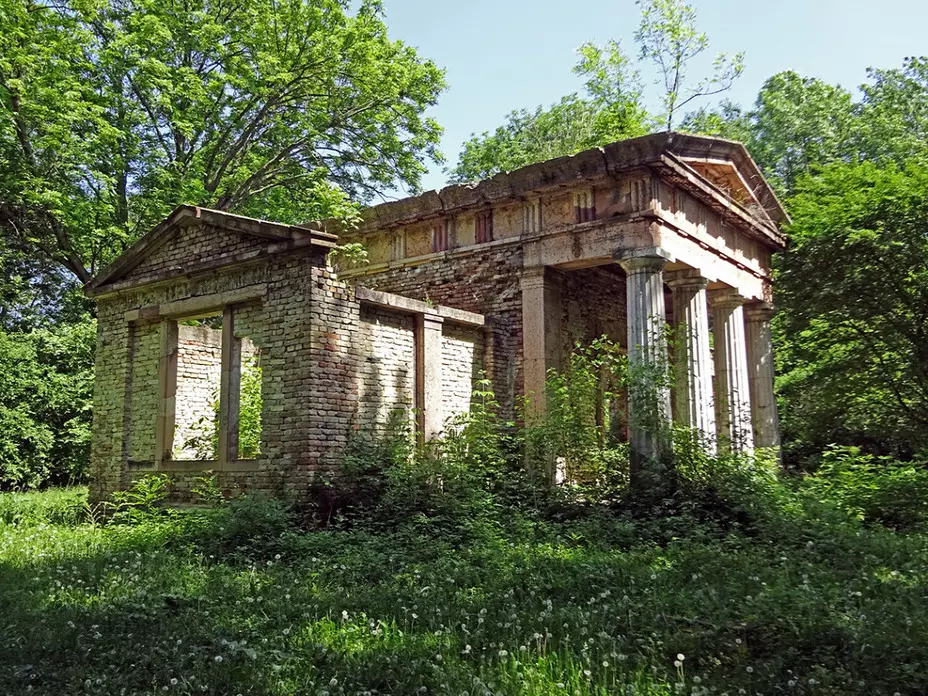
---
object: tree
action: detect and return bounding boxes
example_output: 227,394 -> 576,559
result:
0,0 -> 445,295
634,0 -> 743,130
856,57 -> 928,165
448,42 -> 648,183
775,160 -> 928,461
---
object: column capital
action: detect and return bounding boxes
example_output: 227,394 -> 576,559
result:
520,265 -> 561,289
743,302 -> 776,322
419,313 -> 445,328
707,289 -> 747,310
614,246 -> 672,274
665,268 -> 710,290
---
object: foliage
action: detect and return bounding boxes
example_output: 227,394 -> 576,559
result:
529,338 -> 629,492
775,159 -> 928,460
0,0 -> 444,319
0,317 -> 95,489
238,355 -> 263,459
3,443 -> 928,696
802,445 -> 928,531
683,58 -> 928,197
448,94 -> 644,184
0,485 -> 86,526
634,0 -> 744,130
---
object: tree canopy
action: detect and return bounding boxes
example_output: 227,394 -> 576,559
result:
776,160 -> 928,459
0,0 -> 445,297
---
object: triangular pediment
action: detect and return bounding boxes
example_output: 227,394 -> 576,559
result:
86,206 -> 334,295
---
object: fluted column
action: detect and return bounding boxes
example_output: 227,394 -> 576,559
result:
666,270 -> 716,453
616,251 -> 672,464
744,303 -> 781,450
709,291 -> 754,453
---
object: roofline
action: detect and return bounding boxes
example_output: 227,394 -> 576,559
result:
85,205 -> 338,296
356,131 -> 788,236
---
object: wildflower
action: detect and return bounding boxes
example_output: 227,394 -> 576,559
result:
746,666 -> 754,674
214,656 -> 223,663
498,649 -> 508,658
329,677 -> 339,687
735,638 -> 742,645
677,653 -> 685,661
674,660 -> 683,668
170,678 -> 178,685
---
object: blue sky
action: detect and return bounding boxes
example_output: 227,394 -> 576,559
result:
383,0 -> 928,192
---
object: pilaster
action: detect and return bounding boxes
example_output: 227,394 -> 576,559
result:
415,314 -> 444,441
520,266 -> 562,420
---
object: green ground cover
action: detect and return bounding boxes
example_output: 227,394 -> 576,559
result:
1,470 -> 926,696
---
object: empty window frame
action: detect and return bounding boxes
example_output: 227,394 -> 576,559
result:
156,305 -> 263,466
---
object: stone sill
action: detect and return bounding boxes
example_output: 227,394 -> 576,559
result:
127,459 -> 266,473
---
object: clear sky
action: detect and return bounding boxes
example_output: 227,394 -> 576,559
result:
383,0 -> 928,192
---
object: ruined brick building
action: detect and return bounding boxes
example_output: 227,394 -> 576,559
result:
85,132 -> 787,502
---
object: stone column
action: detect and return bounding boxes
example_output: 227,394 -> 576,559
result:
520,266 -> 562,420
415,313 -> 444,442
708,290 -> 754,453
744,303 -> 781,450
666,270 -> 716,452
616,250 -> 672,463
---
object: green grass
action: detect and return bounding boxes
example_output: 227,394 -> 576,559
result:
1,486 -> 927,696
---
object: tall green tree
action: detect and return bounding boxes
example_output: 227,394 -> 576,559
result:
0,0 -> 445,292
449,0 -> 744,183
635,0 -> 743,130
776,160 -> 928,460
448,41 -> 648,183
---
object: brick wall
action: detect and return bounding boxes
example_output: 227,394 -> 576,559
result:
441,324 -> 485,427
560,266 -> 628,354
343,243 -> 524,419
355,305 -> 416,433
91,221 -> 491,504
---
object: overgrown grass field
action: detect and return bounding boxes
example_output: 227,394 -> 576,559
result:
1,467 -> 927,696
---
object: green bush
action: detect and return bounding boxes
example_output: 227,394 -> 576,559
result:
0,486 -> 88,526
0,318 -> 95,489
802,445 -> 928,530
183,493 -> 296,558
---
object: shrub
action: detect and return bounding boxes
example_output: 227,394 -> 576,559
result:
802,444 -> 928,530
0,318 -> 95,489
0,486 -> 88,526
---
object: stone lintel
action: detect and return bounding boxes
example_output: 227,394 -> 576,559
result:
355,286 -> 485,327
125,285 -> 268,323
